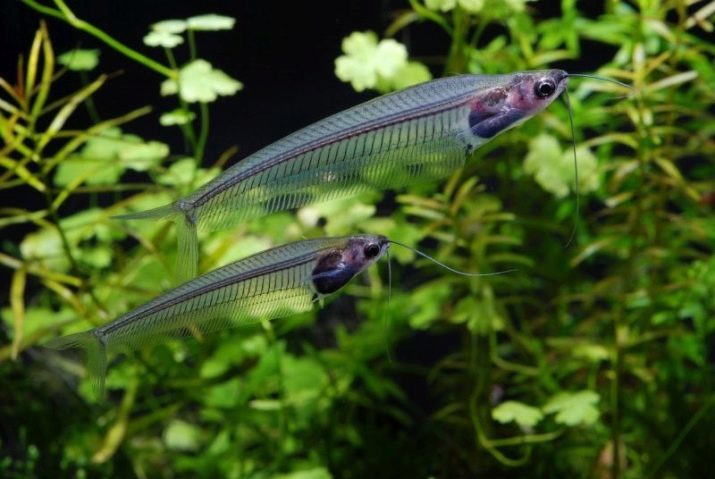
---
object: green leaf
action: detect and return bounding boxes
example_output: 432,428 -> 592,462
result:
186,14 -> 236,31
459,0 -> 485,13
523,134 -> 599,198
425,0 -> 456,12
116,135 -> 170,171
492,401 -> 544,428
54,156 -> 122,187
163,420 -> 202,452
334,31 -> 408,92
543,390 -> 600,426
57,49 -> 100,71
151,19 -> 187,34
389,61 -> 432,90
143,31 -> 184,48
20,227 -> 71,272
297,193 -> 379,235
272,468 -> 333,479
55,128 -> 168,185
159,108 -> 195,126
161,59 -> 243,103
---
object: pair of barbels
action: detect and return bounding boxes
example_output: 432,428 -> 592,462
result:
48,69 -> 629,397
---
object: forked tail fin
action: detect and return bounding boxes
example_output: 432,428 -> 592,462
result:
112,203 -> 178,221
45,330 -> 108,400
113,203 -> 199,281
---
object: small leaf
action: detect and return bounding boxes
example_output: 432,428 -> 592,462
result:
54,157 -> 122,187
390,61 -> 432,90
151,19 -> 187,34
543,390 -> 600,426
57,49 -> 100,71
459,0 -> 485,13
272,468 -> 333,479
524,134 -> 599,198
187,14 -> 236,31
159,108 -> 195,126
163,420 -> 202,451
492,401 -> 544,428
162,59 -> 243,103
425,0 -> 456,12
334,31 -> 409,92
143,31 -> 184,48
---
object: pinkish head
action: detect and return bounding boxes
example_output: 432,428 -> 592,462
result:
468,69 -> 568,140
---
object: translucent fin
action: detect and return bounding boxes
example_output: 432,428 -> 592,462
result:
113,202 -> 199,281
45,330 -> 108,400
112,203 -> 177,221
176,212 -> 199,282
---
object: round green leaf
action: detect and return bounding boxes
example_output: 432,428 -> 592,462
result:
143,30 -> 184,48
165,59 -> 243,103
492,401 -> 544,428
187,14 -> 236,31
57,49 -> 100,71
543,390 -> 601,426
151,19 -> 187,34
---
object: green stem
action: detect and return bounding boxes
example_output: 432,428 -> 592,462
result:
445,6 -> 469,74
195,102 -> 210,168
79,71 -> 100,123
407,0 -> 453,35
187,29 -> 198,60
22,0 -> 176,79
164,47 -> 199,155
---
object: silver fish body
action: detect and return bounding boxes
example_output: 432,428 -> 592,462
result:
46,234 -> 389,396
117,71 -> 568,278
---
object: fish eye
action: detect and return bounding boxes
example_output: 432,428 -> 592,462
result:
534,79 -> 556,98
364,243 -> 381,259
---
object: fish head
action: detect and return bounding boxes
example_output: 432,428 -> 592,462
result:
468,69 -> 568,140
311,235 -> 389,295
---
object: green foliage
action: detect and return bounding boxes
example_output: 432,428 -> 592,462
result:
2,1 -> 714,479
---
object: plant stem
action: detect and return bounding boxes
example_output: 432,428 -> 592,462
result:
195,102 -> 210,170
164,47 -> 199,156
22,0 -> 176,79
79,71 -> 100,123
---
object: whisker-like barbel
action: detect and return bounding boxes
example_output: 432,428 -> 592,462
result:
115,70 -> 572,279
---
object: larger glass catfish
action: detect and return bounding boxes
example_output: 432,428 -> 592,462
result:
46,234 -> 389,397
117,70 -> 568,278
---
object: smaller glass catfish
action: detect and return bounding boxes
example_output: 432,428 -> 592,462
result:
116,70 -> 570,279
46,235 -> 390,397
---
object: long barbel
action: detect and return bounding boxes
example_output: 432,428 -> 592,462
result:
46,234 -> 390,397
116,70 -> 570,278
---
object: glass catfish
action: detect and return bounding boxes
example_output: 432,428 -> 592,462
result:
117,70 -> 569,278
46,235 -> 390,397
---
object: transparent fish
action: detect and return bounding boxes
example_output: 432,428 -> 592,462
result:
46,234 -> 389,397
115,70 -> 570,279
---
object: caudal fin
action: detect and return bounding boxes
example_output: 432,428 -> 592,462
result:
112,203 -> 178,221
114,203 -> 200,281
46,330 -> 108,399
